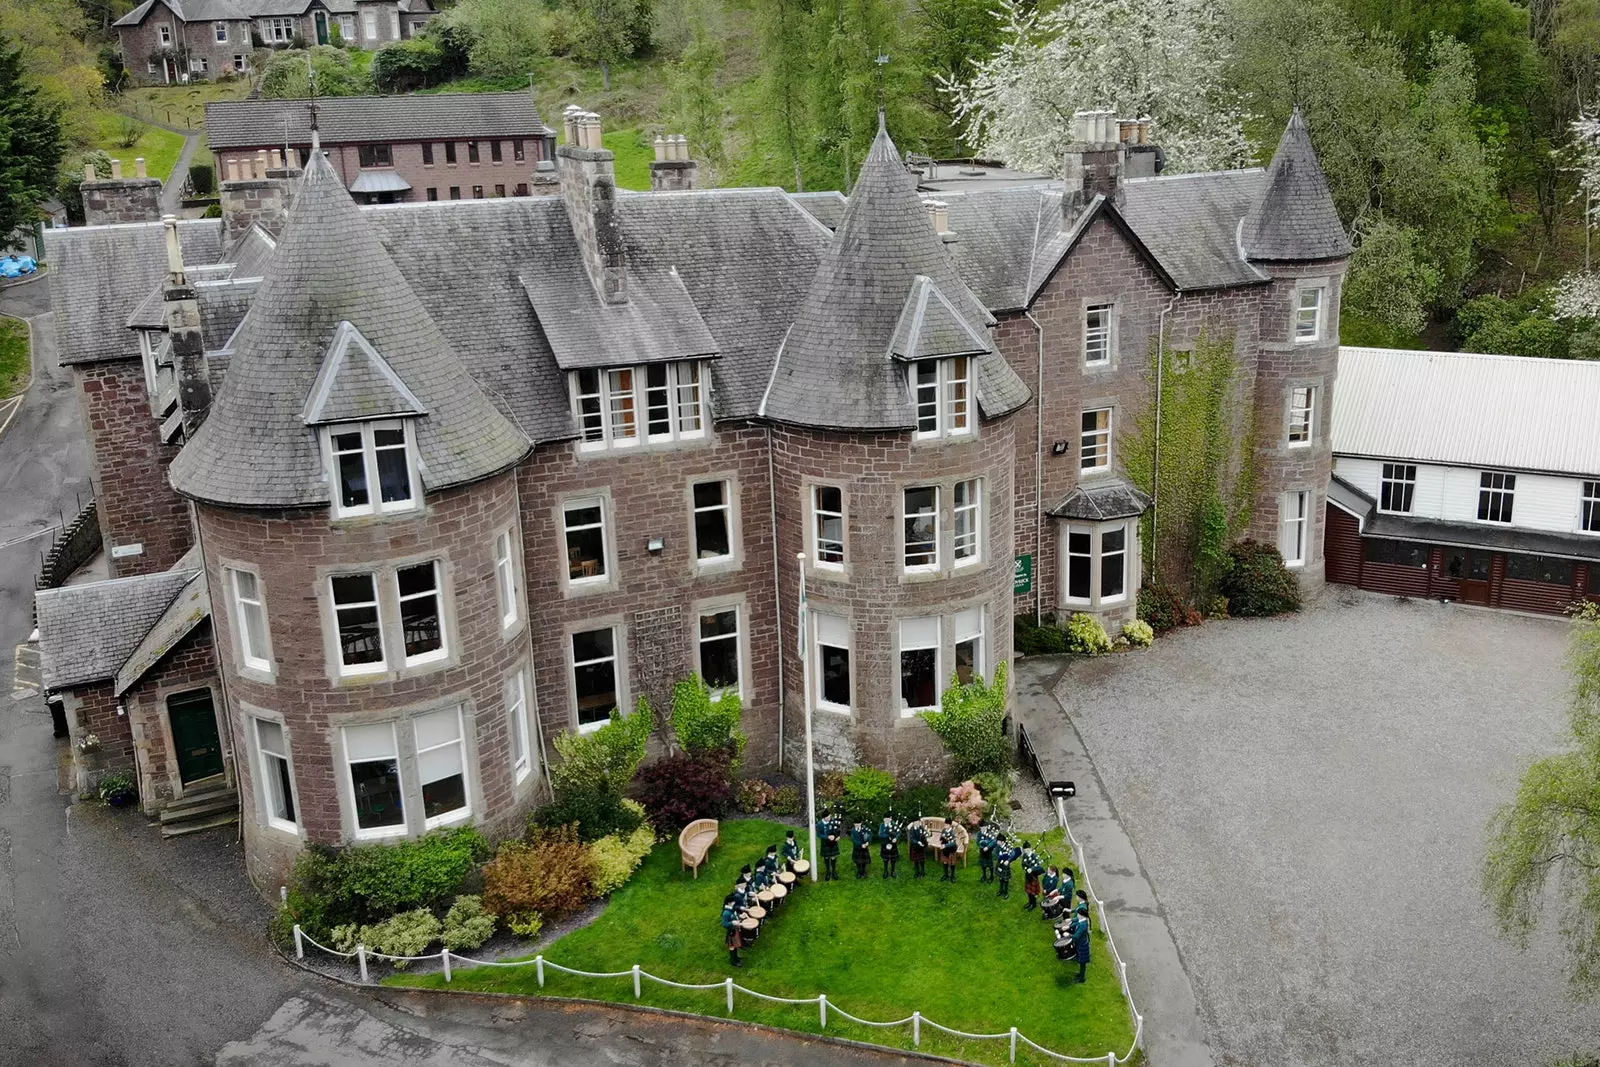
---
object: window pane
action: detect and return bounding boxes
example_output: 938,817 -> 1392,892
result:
955,639 -> 978,685
349,757 -> 404,830
336,444 -> 368,509
332,575 -> 381,667
398,563 -> 442,659
572,628 -> 617,726
815,486 -> 844,563
416,710 -> 467,820
946,357 -> 970,432
375,437 -> 411,504
646,363 -> 671,436
675,362 -> 703,433
695,509 -> 730,559
1506,554 -> 1573,585
565,504 -> 606,580
699,610 -> 739,692
1067,530 -> 1092,600
1085,305 -> 1111,364
915,360 -> 938,433
821,644 -> 850,706
572,627 -> 613,663
1101,527 -> 1126,599
900,648 -> 937,710
607,369 -> 636,441
269,753 -> 295,823
904,487 -> 938,567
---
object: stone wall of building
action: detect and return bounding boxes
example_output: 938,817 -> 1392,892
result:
770,417 -> 1018,781
198,469 -> 537,889
124,620 -> 225,811
72,361 -> 192,576
82,177 -> 163,227
61,682 -> 132,797
516,423 -> 782,770
216,137 -> 550,206
118,10 -> 253,85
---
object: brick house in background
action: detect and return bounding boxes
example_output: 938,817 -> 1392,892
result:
206,93 -> 557,205
115,0 -> 438,85
38,106 -> 1351,888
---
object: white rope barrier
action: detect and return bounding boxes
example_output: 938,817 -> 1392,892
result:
290,799 -> 1148,1066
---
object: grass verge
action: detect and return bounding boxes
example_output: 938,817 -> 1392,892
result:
392,819 -> 1136,1066
81,110 -> 188,181
0,316 -> 31,398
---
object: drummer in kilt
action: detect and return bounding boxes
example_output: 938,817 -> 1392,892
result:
976,823 -> 997,883
1021,844 -> 1045,910
782,829 -> 802,872
909,819 -> 929,878
849,819 -> 872,879
878,813 -> 902,878
721,895 -> 744,967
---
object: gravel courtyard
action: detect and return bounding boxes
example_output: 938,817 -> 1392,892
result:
1056,590 -> 1600,1067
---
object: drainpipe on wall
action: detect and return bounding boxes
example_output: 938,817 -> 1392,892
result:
1151,294 -> 1178,580
512,472 -> 556,803
1024,310 -> 1045,620
767,424 -> 786,772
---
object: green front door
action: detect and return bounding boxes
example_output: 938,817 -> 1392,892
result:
314,11 -> 329,44
168,689 -> 224,784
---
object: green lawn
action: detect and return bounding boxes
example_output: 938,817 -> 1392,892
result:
0,316 -> 30,398
120,79 -> 255,131
82,110 -> 187,182
394,819 -> 1137,1066
604,129 -> 654,191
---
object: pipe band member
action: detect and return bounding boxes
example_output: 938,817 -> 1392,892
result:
849,820 -> 872,879
1021,844 -> 1044,910
818,812 -> 842,881
909,820 -> 929,878
878,814 -> 902,878
781,829 -> 802,872
994,837 -> 1018,899
977,823 -> 997,883
938,823 -> 960,881
720,895 -> 744,967
1040,865 -> 1062,922
1069,910 -> 1091,983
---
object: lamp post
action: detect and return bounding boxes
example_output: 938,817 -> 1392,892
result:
798,552 -> 819,882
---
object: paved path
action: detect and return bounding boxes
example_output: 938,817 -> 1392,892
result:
1014,658 -> 1216,1067
1030,591 -> 1600,1067
159,130 -> 204,215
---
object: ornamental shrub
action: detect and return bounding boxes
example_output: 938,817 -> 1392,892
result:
586,821 -> 656,896
441,895 -> 497,952
1123,620 -> 1155,647
817,770 -> 848,802
948,779 -> 986,826
531,790 -> 645,843
1064,613 -> 1112,655
920,661 -> 1011,778
551,697 -> 652,799
969,769 -> 1015,817
736,777 -> 774,812
635,746 -> 736,834
895,782 -> 953,820
768,784 -> 802,816
1218,539 -> 1302,617
1137,582 -> 1189,634
506,911 -> 544,939
280,828 -> 486,940
481,824 -> 593,923
1014,613 -> 1068,655
332,908 -> 442,968
842,767 -> 897,824
671,674 -> 745,758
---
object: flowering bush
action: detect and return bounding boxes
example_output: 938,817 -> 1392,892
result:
587,821 -> 657,896
482,824 -> 593,923
736,777 -> 774,812
636,747 -> 736,834
1123,620 -> 1155,647
1064,613 -> 1113,655
948,780 -> 987,826
76,732 -> 101,754
441,895 -> 496,952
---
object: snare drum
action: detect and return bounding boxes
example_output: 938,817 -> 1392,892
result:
757,889 -> 774,905
770,882 -> 788,899
778,871 -> 796,885
741,917 -> 760,941
745,905 -> 767,920
791,859 -> 811,876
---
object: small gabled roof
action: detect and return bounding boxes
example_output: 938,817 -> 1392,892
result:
762,118 -> 1027,431
1048,478 -> 1152,521
1241,110 -> 1351,263
115,565 -> 211,696
36,567 -> 200,691
115,0 -> 251,26
887,275 -> 992,362
521,262 -> 719,372
302,321 -> 428,425
169,148 -> 530,507
226,224 -> 277,279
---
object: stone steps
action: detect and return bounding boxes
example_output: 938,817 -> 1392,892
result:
158,783 -> 239,838
161,811 -> 239,838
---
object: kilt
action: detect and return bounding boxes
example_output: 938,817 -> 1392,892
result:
940,848 -> 958,867
909,843 -> 926,862
1025,874 -> 1042,896
725,926 -> 744,950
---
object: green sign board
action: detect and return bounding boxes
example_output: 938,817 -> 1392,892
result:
1013,554 -> 1033,594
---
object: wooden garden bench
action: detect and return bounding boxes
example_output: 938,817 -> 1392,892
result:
679,818 -> 719,877
916,817 -> 970,866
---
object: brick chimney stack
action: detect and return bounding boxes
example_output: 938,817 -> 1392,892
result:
649,133 -> 699,192
161,214 -> 210,439
218,149 -> 302,243
1061,109 -> 1125,228
81,157 -> 163,226
557,108 -> 628,303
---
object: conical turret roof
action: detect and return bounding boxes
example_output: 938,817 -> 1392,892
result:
761,120 -> 1027,430
170,149 -> 530,507
1241,109 -> 1352,262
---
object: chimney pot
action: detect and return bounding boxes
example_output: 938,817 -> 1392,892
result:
676,135 -> 689,161
135,157 -> 148,178
654,135 -> 666,162
269,148 -> 283,169
84,163 -> 96,181
226,159 -> 240,181
110,159 -> 123,179
162,214 -> 184,280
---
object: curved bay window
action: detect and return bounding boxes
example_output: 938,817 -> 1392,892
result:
1060,521 -> 1135,608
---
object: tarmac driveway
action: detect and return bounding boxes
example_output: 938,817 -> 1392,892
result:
1056,590 -> 1600,1067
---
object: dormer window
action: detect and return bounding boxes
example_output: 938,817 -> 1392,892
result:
326,420 -> 419,518
913,357 -> 972,439
572,361 -> 707,451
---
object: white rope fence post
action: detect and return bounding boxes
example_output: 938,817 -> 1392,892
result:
441,949 -> 452,983
912,1011 -> 920,1047
819,993 -> 827,1028
293,924 -> 304,960
357,944 -> 368,984
536,955 -> 545,988
725,977 -> 734,1014
1010,1026 -> 1018,1063
632,964 -> 641,999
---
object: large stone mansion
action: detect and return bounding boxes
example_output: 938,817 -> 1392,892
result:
38,105 -> 1350,888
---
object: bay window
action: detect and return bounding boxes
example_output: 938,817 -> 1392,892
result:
415,708 -> 469,827
573,361 -> 707,451
1100,526 -> 1127,600
899,617 -> 940,715
344,722 -> 404,837
1060,521 -> 1137,608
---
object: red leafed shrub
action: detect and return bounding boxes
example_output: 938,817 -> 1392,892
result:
636,747 -> 736,834
1138,581 -> 1194,634
481,824 -> 592,922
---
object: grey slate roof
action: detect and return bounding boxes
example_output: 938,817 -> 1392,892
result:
520,261 -> 719,371
887,275 -> 992,361
205,92 -> 551,151
789,191 -> 848,231
1241,110 -> 1352,263
1122,171 -> 1270,290
114,564 -> 211,696
197,278 -> 259,350
761,121 -> 1027,431
1048,478 -> 1152,521
36,568 -> 199,691
942,187 -> 1056,311
115,0 -> 251,26
47,220 -> 222,366
168,149 -> 531,506
227,224 -> 278,279
302,321 -> 429,424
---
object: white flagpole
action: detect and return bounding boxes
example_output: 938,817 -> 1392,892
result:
798,552 -> 819,882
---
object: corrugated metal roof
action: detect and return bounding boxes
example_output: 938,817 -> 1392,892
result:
1333,346 -> 1600,477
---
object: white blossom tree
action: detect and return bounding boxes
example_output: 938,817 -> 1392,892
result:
944,0 -> 1251,174
1550,113 -> 1600,322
